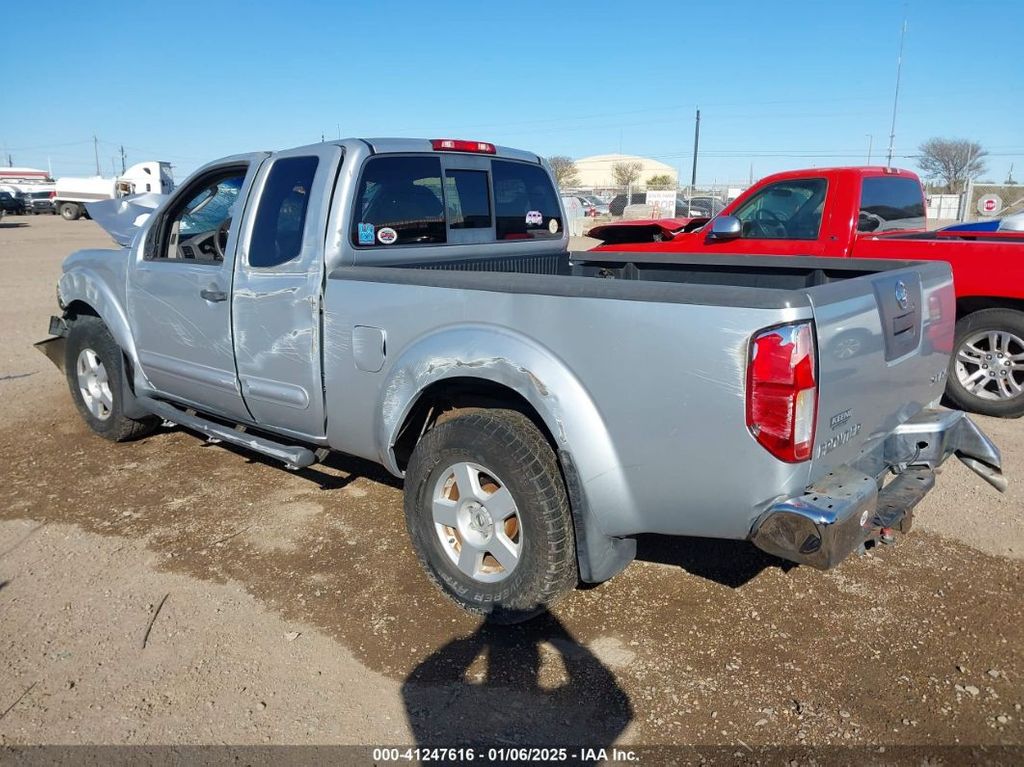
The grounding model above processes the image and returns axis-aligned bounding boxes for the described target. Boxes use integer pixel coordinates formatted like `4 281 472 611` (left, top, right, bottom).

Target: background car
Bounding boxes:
24 190 57 215
576 194 610 217
608 190 648 216
0 191 26 215
675 195 725 218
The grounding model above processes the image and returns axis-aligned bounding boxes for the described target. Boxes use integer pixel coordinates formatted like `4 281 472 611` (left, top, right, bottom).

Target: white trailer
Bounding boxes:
55 161 174 221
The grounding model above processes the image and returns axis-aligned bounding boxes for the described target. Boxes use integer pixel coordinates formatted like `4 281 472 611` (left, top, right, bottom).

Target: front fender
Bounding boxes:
377 324 638 582
58 257 148 393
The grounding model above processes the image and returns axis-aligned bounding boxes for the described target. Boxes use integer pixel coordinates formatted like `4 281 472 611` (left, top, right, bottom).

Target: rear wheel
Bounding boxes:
946 308 1024 418
65 316 159 441
403 410 578 623
60 202 82 221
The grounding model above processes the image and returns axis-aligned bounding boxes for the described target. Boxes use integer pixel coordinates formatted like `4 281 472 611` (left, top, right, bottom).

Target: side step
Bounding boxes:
138 397 319 470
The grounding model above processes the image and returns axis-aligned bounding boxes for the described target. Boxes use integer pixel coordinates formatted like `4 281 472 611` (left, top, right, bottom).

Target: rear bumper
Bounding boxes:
750 409 1004 569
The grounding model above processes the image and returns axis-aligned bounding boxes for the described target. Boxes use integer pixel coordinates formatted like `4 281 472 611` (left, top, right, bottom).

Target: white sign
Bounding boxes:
977 194 1003 216
645 190 677 219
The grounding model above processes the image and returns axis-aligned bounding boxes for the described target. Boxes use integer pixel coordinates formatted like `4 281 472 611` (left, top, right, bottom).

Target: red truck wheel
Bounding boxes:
947 308 1024 418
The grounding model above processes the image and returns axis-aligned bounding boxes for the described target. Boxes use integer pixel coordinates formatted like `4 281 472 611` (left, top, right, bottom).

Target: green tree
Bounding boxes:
646 174 675 190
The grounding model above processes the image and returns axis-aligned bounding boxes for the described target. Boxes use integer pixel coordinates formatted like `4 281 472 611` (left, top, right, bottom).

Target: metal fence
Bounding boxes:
566 182 749 223
961 182 1024 222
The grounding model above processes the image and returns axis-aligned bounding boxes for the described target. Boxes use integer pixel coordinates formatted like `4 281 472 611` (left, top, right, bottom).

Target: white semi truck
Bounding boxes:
55 161 174 221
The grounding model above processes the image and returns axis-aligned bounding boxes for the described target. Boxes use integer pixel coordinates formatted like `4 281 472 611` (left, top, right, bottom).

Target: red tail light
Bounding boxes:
746 322 817 462
431 139 496 154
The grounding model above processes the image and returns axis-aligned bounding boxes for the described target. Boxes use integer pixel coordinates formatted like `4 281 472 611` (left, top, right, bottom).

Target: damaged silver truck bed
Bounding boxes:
38 137 1005 623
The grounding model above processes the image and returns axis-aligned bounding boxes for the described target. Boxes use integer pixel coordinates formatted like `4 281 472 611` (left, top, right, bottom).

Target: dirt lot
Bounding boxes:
1 216 1022 754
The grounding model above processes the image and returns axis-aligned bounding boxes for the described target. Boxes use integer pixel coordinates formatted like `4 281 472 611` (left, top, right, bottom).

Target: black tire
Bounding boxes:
60 202 81 221
946 308 1024 418
64 316 159 441
404 409 578 623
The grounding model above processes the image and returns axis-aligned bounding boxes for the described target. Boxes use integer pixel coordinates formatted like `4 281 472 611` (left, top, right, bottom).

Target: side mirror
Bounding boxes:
707 214 742 241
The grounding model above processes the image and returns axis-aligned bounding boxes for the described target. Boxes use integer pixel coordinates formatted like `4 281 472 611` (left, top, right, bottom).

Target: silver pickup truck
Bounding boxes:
37 138 1005 623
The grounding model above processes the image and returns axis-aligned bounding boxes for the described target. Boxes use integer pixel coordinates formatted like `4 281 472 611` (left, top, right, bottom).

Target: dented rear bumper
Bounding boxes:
750 409 1004 569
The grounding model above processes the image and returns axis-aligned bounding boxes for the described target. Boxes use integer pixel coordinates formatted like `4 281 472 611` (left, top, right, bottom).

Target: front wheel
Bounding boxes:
403 410 578 623
65 316 159 441
946 308 1024 417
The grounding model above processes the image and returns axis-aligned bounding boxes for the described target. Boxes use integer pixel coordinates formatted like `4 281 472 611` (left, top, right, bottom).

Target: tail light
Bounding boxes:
431 139 496 154
746 321 817 462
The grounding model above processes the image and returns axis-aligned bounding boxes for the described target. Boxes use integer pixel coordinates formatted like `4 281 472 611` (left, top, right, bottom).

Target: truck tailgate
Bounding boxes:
807 260 955 482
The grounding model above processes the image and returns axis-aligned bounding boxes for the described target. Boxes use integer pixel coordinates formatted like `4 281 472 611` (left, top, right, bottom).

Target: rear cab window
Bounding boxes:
350 153 562 249
858 176 926 232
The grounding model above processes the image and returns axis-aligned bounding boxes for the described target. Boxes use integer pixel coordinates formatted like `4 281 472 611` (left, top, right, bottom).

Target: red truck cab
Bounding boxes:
595 166 1024 417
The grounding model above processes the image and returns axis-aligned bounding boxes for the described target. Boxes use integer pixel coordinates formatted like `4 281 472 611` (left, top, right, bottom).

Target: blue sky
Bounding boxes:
3 0 1022 185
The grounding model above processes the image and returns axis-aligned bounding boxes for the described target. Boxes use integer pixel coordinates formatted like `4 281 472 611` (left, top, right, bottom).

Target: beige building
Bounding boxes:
573 153 678 189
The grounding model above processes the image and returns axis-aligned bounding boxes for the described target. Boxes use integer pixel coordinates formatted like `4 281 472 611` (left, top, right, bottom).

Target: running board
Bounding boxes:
138 397 319 470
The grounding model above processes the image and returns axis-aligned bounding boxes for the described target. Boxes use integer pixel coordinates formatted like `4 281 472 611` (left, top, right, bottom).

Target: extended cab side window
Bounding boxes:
858 177 926 233
151 167 247 264
492 160 562 240
732 178 827 240
352 156 445 247
249 156 319 268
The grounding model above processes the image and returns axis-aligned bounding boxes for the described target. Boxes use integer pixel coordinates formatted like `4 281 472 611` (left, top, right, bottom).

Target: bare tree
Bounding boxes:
612 161 643 187
917 138 988 193
646 174 675 190
547 156 579 189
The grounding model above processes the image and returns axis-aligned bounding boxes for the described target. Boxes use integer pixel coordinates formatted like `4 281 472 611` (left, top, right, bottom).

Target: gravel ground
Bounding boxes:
0 216 1022 753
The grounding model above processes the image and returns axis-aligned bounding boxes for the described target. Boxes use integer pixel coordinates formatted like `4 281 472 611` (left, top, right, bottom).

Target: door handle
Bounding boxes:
200 287 228 302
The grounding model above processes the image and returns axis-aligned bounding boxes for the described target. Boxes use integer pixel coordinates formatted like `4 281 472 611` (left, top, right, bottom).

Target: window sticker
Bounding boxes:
357 222 375 245
548 219 559 234
525 210 543 226
377 226 398 245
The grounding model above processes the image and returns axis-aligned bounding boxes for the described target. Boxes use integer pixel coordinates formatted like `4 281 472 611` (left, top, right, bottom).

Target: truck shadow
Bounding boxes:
402 612 632 752
634 534 795 588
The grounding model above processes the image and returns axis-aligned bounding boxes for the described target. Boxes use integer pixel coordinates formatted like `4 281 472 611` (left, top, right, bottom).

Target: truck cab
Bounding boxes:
75 139 566 442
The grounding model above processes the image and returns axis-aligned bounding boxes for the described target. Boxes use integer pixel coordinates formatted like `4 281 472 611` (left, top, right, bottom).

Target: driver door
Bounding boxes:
705 178 831 256
128 155 268 420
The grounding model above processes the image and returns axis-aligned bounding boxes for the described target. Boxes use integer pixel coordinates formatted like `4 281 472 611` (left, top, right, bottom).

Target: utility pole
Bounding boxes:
690 107 701 194
866 134 873 164
120 145 126 174
93 135 101 175
886 19 907 167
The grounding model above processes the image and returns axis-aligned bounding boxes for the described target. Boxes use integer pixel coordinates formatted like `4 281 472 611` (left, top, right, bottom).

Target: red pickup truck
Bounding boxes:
591 166 1024 417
